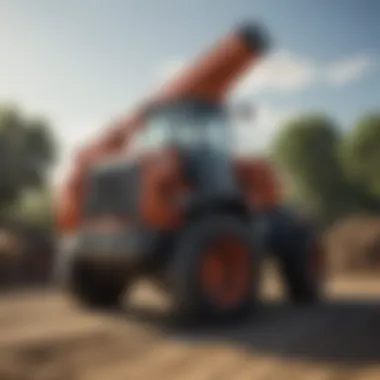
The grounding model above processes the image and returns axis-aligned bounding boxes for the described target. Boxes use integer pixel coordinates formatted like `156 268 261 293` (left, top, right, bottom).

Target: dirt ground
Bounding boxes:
0 275 380 380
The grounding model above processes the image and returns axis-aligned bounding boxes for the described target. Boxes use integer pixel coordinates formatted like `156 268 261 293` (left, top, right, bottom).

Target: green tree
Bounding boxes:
0 104 57 214
272 113 352 223
340 113 380 201
7 187 54 229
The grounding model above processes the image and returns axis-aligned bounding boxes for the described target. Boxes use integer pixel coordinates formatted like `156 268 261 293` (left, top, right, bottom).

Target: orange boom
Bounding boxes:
56 22 323 321
57 23 269 233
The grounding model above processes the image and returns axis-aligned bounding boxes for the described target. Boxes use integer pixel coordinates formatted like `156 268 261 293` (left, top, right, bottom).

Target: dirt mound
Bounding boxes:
325 215 380 275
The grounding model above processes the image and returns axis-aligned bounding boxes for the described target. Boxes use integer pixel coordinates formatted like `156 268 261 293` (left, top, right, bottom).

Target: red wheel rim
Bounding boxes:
200 235 252 310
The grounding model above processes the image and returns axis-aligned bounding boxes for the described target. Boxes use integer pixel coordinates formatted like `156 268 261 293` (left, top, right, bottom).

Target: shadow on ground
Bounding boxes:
124 300 380 366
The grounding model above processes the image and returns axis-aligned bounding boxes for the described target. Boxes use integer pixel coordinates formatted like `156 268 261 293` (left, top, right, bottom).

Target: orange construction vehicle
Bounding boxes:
55 22 323 321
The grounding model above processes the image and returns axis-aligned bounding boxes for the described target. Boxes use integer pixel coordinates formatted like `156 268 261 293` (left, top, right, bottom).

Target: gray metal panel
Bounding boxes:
84 158 140 218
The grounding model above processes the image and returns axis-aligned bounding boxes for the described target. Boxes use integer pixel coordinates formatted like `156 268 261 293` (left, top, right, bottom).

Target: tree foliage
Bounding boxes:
272 111 380 224
0 104 57 223
340 113 380 199
7 188 54 229
273 114 353 222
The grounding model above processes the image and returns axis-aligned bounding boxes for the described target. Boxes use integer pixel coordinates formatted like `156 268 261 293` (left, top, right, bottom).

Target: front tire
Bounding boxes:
168 214 260 322
58 256 127 310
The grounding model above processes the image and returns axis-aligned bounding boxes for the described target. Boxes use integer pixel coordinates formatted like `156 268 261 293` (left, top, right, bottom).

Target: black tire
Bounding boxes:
168 214 260 322
275 224 323 304
59 257 127 310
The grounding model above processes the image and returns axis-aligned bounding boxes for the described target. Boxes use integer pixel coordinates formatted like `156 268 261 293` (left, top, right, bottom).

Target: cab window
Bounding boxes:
144 117 171 150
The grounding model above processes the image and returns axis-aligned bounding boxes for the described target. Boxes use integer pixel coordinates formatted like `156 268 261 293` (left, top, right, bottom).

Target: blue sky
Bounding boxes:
1 0 379 184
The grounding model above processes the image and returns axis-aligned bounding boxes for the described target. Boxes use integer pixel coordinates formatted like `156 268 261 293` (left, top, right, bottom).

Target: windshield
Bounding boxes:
141 103 232 153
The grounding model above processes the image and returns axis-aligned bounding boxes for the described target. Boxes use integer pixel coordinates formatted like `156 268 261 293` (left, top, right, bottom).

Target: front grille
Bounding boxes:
86 171 126 215
84 160 139 218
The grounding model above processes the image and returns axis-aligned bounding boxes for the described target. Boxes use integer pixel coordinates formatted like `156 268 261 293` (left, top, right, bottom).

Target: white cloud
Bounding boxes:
157 50 377 97
234 50 319 96
325 54 376 86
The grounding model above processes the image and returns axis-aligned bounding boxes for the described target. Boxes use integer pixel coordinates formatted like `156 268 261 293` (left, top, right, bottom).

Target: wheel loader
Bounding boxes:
55 22 323 321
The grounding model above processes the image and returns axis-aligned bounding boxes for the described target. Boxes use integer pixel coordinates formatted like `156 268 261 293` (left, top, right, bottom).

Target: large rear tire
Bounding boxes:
168 214 260 322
